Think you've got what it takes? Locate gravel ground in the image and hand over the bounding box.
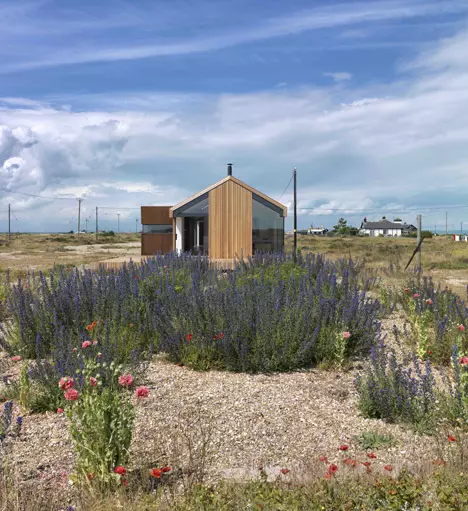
[1,354,443,498]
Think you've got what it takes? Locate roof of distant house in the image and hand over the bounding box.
[361,219,407,230]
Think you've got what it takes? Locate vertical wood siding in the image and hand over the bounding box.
[208,179,252,259]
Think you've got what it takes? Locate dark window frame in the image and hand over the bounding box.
[173,193,209,217]
[142,224,173,234]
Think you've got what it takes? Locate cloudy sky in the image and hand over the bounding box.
[1,0,468,232]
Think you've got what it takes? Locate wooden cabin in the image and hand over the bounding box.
[141,165,287,264]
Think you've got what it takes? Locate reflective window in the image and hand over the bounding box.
[252,194,284,252]
[173,193,209,217]
[142,224,173,234]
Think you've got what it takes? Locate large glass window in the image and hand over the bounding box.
[173,193,209,217]
[142,224,173,234]
[252,194,284,252]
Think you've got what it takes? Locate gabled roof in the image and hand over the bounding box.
[361,219,404,230]
[169,175,288,217]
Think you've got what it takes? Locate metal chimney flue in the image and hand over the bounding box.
[227,163,232,176]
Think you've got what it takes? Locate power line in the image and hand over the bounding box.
[278,174,294,202]
[98,206,140,210]
[299,204,468,213]
[0,188,77,201]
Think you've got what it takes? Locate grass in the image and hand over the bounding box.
[353,430,398,450]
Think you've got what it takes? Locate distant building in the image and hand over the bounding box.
[307,226,328,235]
[359,217,416,237]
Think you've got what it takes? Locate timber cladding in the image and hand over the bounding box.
[141,206,172,225]
[208,179,252,259]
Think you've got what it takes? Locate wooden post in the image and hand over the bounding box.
[77,198,83,237]
[8,203,11,243]
[416,214,422,269]
[293,167,297,260]
[95,207,98,241]
[446,211,448,237]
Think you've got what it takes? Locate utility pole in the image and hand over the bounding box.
[461,221,463,234]
[95,207,99,241]
[77,198,83,237]
[293,167,297,260]
[117,213,120,234]
[135,218,138,233]
[85,217,89,232]
[8,203,11,242]
[446,211,448,237]
[416,215,422,269]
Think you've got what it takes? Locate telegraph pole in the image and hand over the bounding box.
[416,215,422,269]
[293,167,297,260]
[77,198,83,237]
[95,207,99,241]
[117,213,120,234]
[135,218,138,233]
[446,211,448,237]
[461,221,463,234]
[8,203,10,242]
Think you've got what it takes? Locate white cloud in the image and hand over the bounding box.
[324,72,353,82]
[1,26,468,229]
[2,1,468,72]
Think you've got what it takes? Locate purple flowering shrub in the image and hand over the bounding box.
[355,342,437,428]
[2,252,381,374]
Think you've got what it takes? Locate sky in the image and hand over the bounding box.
[1,0,468,232]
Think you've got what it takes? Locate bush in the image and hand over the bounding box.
[2,253,382,374]
[64,347,136,484]
[355,342,437,429]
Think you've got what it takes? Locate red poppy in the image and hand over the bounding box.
[280,468,290,475]
[338,445,349,451]
[427,350,433,355]
[91,321,97,328]
[87,473,95,481]
[118,374,134,387]
[213,335,218,341]
[426,299,433,305]
[86,325,93,331]
[328,464,338,474]
[362,461,371,467]
[59,377,75,390]
[57,408,64,414]
[82,340,91,348]
[460,356,468,365]
[114,466,126,476]
[121,479,129,487]
[11,355,22,362]
[150,468,162,478]
[186,333,193,342]
[457,324,465,332]
[448,435,457,442]
[324,472,331,480]
[384,465,393,472]
[319,455,328,463]
[64,388,79,401]
[367,452,377,459]
[219,333,224,339]
[343,458,357,467]
[135,386,149,398]
[89,377,98,387]
[161,466,171,473]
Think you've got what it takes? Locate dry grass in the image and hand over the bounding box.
[0,233,141,279]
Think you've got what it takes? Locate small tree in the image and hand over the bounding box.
[333,218,350,235]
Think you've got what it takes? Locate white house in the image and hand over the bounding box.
[307,226,328,235]
[359,218,416,237]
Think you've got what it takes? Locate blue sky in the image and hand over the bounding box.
[1,0,468,232]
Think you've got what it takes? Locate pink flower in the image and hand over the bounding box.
[458,324,465,332]
[92,339,98,346]
[82,341,91,349]
[97,352,102,359]
[89,377,97,387]
[319,455,328,463]
[459,356,468,365]
[426,299,433,305]
[59,377,75,390]
[343,332,351,340]
[57,408,64,414]
[11,355,22,362]
[413,293,420,299]
[64,388,79,401]
[118,374,134,387]
[135,386,149,398]
[72,348,77,353]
